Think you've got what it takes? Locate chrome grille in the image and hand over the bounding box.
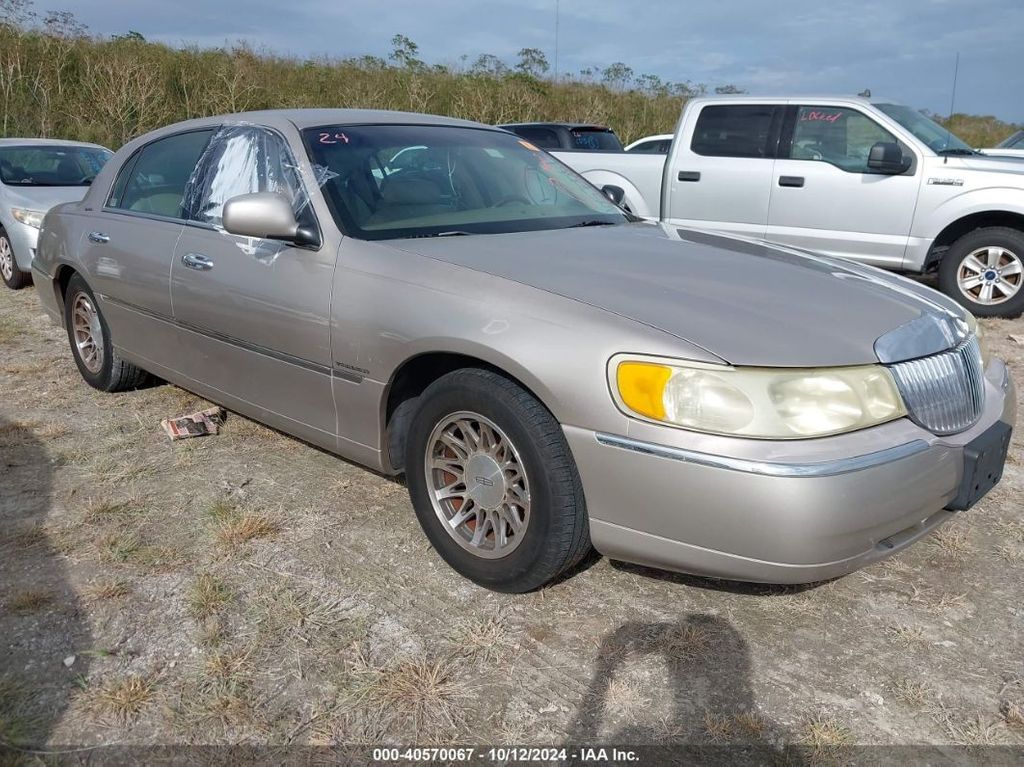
[888,336,985,435]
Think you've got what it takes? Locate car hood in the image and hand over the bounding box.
[394,222,966,367]
[952,154,1024,175]
[3,184,92,212]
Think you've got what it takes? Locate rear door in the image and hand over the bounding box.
[169,124,338,445]
[78,129,214,366]
[766,104,921,268]
[664,103,781,239]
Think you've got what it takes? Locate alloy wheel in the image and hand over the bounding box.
[956,246,1023,305]
[71,292,105,374]
[424,411,531,559]
[0,237,13,281]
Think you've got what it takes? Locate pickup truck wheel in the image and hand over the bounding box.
[405,368,591,592]
[0,229,30,290]
[939,227,1024,317]
[63,274,151,392]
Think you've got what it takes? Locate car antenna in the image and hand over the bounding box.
[943,52,960,163]
[858,88,871,98]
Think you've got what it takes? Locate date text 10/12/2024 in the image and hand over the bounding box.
[371,747,641,763]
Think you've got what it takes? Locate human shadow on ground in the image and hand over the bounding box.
[0,416,91,754]
[564,613,804,765]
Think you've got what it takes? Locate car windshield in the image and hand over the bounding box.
[0,145,112,186]
[997,130,1024,149]
[873,103,975,154]
[303,125,626,240]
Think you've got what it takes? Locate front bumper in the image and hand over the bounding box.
[565,358,1016,584]
[4,218,39,272]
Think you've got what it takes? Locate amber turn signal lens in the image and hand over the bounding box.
[616,361,672,421]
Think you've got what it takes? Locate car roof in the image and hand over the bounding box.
[0,138,110,150]
[499,122,615,131]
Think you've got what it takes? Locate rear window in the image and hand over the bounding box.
[569,128,622,151]
[691,105,776,158]
[509,126,561,149]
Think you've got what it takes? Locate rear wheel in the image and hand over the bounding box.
[0,229,30,290]
[63,273,150,392]
[939,227,1024,317]
[404,368,591,592]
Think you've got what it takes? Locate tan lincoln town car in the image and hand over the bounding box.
[32,109,1016,592]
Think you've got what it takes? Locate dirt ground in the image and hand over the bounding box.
[1,279,1023,762]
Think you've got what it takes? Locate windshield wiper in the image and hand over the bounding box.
[937,148,979,156]
[403,230,474,239]
[565,220,619,229]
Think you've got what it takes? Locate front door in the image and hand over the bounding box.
[766,105,922,269]
[169,125,338,446]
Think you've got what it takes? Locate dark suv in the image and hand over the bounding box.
[498,122,623,152]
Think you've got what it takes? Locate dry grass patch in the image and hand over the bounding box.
[702,711,735,741]
[929,524,974,561]
[0,676,44,747]
[82,496,146,524]
[208,499,279,549]
[10,526,46,549]
[90,674,155,724]
[7,589,56,613]
[801,714,854,759]
[660,623,710,661]
[352,652,471,739]
[86,580,132,601]
[0,316,21,345]
[885,624,927,646]
[449,614,512,661]
[891,677,932,707]
[1000,701,1024,730]
[98,531,181,571]
[187,574,232,620]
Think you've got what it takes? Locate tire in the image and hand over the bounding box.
[938,227,1024,317]
[404,368,591,592]
[63,273,150,392]
[0,228,30,290]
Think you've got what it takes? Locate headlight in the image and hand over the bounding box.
[11,207,46,229]
[613,357,907,439]
[965,312,991,367]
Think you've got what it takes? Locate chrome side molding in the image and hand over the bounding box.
[594,432,930,478]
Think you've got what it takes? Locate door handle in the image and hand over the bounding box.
[88,231,110,244]
[677,171,701,182]
[182,253,214,271]
[778,176,805,187]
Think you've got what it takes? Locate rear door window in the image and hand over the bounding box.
[691,105,777,158]
[108,130,214,219]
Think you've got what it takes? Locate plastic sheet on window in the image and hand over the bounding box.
[183,123,337,235]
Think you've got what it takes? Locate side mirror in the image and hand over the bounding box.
[222,192,317,246]
[867,142,912,174]
[601,184,626,206]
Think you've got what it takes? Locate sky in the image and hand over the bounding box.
[43,0,1024,123]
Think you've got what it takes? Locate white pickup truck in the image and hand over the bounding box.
[554,95,1024,317]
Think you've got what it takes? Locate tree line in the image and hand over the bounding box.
[0,0,1019,150]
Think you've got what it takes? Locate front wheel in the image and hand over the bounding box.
[404,368,591,592]
[938,227,1024,317]
[0,229,30,290]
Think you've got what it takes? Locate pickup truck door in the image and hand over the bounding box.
[766,105,921,268]
[664,103,781,239]
[169,125,338,449]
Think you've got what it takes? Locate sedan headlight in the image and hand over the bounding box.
[965,312,991,367]
[11,207,46,229]
[614,357,907,439]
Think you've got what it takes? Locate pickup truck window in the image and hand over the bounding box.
[874,103,974,154]
[304,124,625,240]
[691,105,776,158]
[789,106,897,173]
[108,129,214,219]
